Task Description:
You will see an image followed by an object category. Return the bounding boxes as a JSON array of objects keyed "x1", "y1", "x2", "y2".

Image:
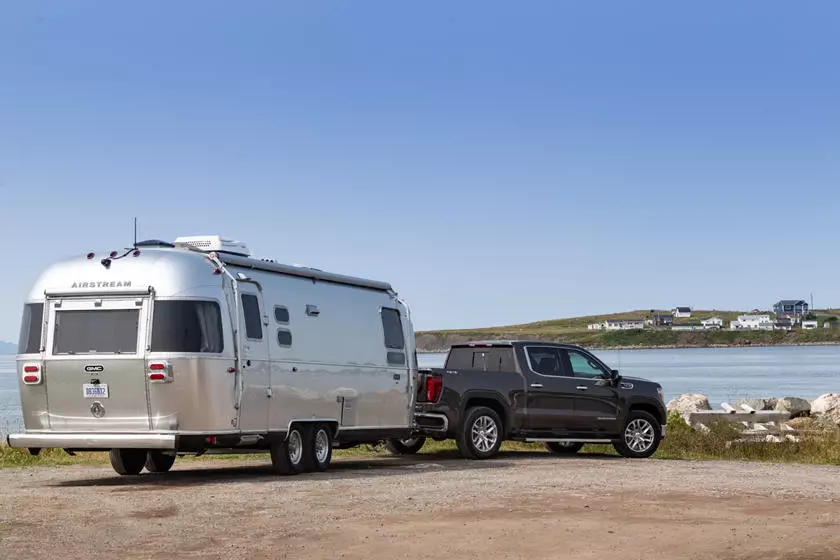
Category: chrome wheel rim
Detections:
[
  {"x1": 314, "y1": 428, "x2": 330, "y2": 464},
  {"x1": 288, "y1": 430, "x2": 303, "y2": 464},
  {"x1": 400, "y1": 438, "x2": 418, "y2": 446},
  {"x1": 471, "y1": 415, "x2": 498, "y2": 453},
  {"x1": 624, "y1": 418, "x2": 655, "y2": 453}
]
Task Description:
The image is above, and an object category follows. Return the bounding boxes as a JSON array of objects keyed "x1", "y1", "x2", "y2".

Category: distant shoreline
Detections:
[{"x1": 416, "y1": 340, "x2": 840, "y2": 353}]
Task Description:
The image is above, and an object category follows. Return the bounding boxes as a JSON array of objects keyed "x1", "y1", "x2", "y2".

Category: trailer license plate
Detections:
[{"x1": 83, "y1": 384, "x2": 109, "y2": 399}]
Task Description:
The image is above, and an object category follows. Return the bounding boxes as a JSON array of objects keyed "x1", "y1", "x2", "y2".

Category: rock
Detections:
[
  {"x1": 733, "y1": 398, "x2": 777, "y2": 411},
  {"x1": 785, "y1": 416, "x2": 816, "y2": 431},
  {"x1": 810, "y1": 394, "x2": 840, "y2": 427},
  {"x1": 774, "y1": 397, "x2": 811, "y2": 418},
  {"x1": 667, "y1": 393, "x2": 711, "y2": 421}
]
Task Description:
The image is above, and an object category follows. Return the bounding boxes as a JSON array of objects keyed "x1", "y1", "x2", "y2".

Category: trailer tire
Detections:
[
  {"x1": 144, "y1": 451, "x2": 176, "y2": 473},
  {"x1": 385, "y1": 437, "x2": 426, "y2": 455},
  {"x1": 302, "y1": 423, "x2": 333, "y2": 472},
  {"x1": 109, "y1": 449, "x2": 146, "y2": 475},
  {"x1": 456, "y1": 406, "x2": 503, "y2": 460},
  {"x1": 271, "y1": 426, "x2": 307, "y2": 475}
]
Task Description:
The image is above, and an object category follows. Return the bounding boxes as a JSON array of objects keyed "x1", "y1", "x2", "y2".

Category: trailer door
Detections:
[
  {"x1": 236, "y1": 284, "x2": 271, "y2": 432},
  {"x1": 43, "y1": 295, "x2": 151, "y2": 432}
]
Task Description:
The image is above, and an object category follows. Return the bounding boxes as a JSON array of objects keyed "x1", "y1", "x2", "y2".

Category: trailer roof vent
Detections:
[{"x1": 173, "y1": 235, "x2": 252, "y2": 257}]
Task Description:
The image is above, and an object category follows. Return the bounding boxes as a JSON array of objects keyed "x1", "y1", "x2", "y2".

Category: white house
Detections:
[
  {"x1": 604, "y1": 319, "x2": 645, "y2": 331},
  {"x1": 802, "y1": 320, "x2": 818, "y2": 330},
  {"x1": 731, "y1": 314, "x2": 773, "y2": 330},
  {"x1": 672, "y1": 307, "x2": 692, "y2": 318},
  {"x1": 587, "y1": 323, "x2": 603, "y2": 330},
  {"x1": 701, "y1": 317, "x2": 723, "y2": 329}
]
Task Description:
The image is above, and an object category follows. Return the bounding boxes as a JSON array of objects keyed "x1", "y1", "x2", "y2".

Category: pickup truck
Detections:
[{"x1": 388, "y1": 340, "x2": 667, "y2": 460}]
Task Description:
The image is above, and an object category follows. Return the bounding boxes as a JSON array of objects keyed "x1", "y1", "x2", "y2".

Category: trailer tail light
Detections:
[
  {"x1": 425, "y1": 376, "x2": 442, "y2": 403},
  {"x1": 22, "y1": 363, "x2": 42, "y2": 385},
  {"x1": 147, "y1": 361, "x2": 172, "y2": 383}
]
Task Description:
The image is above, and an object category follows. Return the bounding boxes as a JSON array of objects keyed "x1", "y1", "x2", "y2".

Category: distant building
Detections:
[
  {"x1": 604, "y1": 319, "x2": 645, "y2": 331},
  {"x1": 672, "y1": 307, "x2": 692, "y2": 318},
  {"x1": 652, "y1": 313, "x2": 674, "y2": 327},
  {"x1": 774, "y1": 318, "x2": 793, "y2": 331},
  {"x1": 731, "y1": 314, "x2": 773, "y2": 330},
  {"x1": 587, "y1": 323, "x2": 603, "y2": 330},
  {"x1": 700, "y1": 317, "x2": 723, "y2": 329},
  {"x1": 802, "y1": 320, "x2": 818, "y2": 330},
  {"x1": 672, "y1": 324, "x2": 704, "y2": 332},
  {"x1": 824, "y1": 320, "x2": 839, "y2": 329},
  {"x1": 773, "y1": 300, "x2": 809, "y2": 318}
]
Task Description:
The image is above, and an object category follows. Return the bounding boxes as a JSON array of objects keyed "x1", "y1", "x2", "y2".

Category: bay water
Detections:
[{"x1": 2, "y1": 345, "x2": 840, "y2": 437}]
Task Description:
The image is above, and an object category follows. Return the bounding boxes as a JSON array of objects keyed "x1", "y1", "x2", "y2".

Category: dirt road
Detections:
[{"x1": 1, "y1": 452, "x2": 839, "y2": 559}]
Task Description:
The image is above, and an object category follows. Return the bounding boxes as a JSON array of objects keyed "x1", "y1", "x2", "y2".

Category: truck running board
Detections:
[{"x1": 522, "y1": 438, "x2": 612, "y2": 443}]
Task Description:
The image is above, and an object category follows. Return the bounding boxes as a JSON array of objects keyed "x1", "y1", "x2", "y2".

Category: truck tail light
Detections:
[
  {"x1": 425, "y1": 376, "x2": 442, "y2": 403},
  {"x1": 22, "y1": 363, "x2": 42, "y2": 385},
  {"x1": 147, "y1": 361, "x2": 172, "y2": 383}
]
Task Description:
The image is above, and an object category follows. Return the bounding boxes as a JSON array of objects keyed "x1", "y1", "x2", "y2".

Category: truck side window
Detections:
[
  {"x1": 241, "y1": 294, "x2": 263, "y2": 340},
  {"x1": 526, "y1": 347, "x2": 563, "y2": 376},
  {"x1": 565, "y1": 350, "x2": 607, "y2": 379}
]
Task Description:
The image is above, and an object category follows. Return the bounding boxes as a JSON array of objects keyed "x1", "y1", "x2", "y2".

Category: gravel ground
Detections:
[{"x1": 1, "y1": 452, "x2": 840, "y2": 559}]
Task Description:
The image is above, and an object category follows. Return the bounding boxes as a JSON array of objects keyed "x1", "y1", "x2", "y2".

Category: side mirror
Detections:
[{"x1": 610, "y1": 369, "x2": 620, "y2": 378}]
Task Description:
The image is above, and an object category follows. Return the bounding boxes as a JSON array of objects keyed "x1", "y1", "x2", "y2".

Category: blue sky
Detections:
[{"x1": 1, "y1": 1, "x2": 839, "y2": 341}]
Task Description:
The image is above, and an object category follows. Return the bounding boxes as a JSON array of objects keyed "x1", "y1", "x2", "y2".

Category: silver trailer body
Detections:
[{"x1": 8, "y1": 237, "x2": 417, "y2": 461}]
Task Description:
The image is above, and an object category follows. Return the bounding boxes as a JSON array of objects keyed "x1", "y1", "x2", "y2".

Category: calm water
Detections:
[{"x1": 3, "y1": 346, "x2": 840, "y2": 437}]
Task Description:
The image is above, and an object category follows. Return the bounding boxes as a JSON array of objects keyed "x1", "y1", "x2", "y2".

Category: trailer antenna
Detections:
[{"x1": 133, "y1": 217, "x2": 138, "y2": 247}]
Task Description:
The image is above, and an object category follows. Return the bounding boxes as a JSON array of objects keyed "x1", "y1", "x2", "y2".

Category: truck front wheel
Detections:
[
  {"x1": 456, "y1": 406, "x2": 503, "y2": 460},
  {"x1": 612, "y1": 411, "x2": 661, "y2": 458}
]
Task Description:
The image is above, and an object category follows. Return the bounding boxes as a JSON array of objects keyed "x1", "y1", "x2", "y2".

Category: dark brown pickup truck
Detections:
[{"x1": 388, "y1": 340, "x2": 667, "y2": 460}]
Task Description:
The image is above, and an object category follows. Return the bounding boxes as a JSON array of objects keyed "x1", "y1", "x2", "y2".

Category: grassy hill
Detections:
[{"x1": 415, "y1": 309, "x2": 840, "y2": 352}]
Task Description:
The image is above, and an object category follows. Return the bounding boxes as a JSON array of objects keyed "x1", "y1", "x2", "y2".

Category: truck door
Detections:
[
  {"x1": 236, "y1": 283, "x2": 271, "y2": 432},
  {"x1": 43, "y1": 294, "x2": 151, "y2": 432},
  {"x1": 522, "y1": 345, "x2": 580, "y2": 435},
  {"x1": 559, "y1": 348, "x2": 622, "y2": 435}
]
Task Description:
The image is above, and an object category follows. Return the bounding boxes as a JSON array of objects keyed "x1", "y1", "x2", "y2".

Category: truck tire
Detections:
[
  {"x1": 612, "y1": 410, "x2": 661, "y2": 459},
  {"x1": 144, "y1": 451, "x2": 176, "y2": 473},
  {"x1": 385, "y1": 437, "x2": 426, "y2": 455},
  {"x1": 109, "y1": 449, "x2": 146, "y2": 475},
  {"x1": 545, "y1": 442, "x2": 584, "y2": 455},
  {"x1": 456, "y1": 406, "x2": 503, "y2": 460},
  {"x1": 302, "y1": 423, "x2": 333, "y2": 472}
]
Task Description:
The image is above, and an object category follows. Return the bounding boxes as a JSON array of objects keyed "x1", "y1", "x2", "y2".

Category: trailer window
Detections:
[
  {"x1": 53, "y1": 310, "x2": 139, "y2": 355},
  {"x1": 274, "y1": 306, "x2": 290, "y2": 324},
  {"x1": 276, "y1": 328, "x2": 292, "y2": 347},
  {"x1": 381, "y1": 308, "x2": 404, "y2": 349},
  {"x1": 241, "y1": 294, "x2": 263, "y2": 340},
  {"x1": 151, "y1": 301, "x2": 224, "y2": 353},
  {"x1": 387, "y1": 351, "x2": 406, "y2": 365},
  {"x1": 18, "y1": 303, "x2": 44, "y2": 354}
]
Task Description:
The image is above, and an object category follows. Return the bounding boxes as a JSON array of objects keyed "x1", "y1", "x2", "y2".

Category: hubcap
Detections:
[
  {"x1": 624, "y1": 418, "x2": 655, "y2": 453},
  {"x1": 288, "y1": 430, "x2": 303, "y2": 464},
  {"x1": 471, "y1": 416, "x2": 499, "y2": 453},
  {"x1": 400, "y1": 438, "x2": 418, "y2": 446},
  {"x1": 314, "y1": 428, "x2": 330, "y2": 464}
]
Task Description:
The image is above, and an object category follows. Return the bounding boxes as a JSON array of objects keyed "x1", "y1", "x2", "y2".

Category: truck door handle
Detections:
[
  {"x1": 530, "y1": 383, "x2": 543, "y2": 388},
  {"x1": 576, "y1": 386, "x2": 588, "y2": 391}
]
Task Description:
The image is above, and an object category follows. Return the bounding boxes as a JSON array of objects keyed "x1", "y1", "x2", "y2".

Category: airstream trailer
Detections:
[{"x1": 7, "y1": 235, "x2": 419, "y2": 475}]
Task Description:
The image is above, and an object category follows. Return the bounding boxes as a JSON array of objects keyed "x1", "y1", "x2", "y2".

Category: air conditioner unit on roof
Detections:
[{"x1": 173, "y1": 235, "x2": 252, "y2": 257}]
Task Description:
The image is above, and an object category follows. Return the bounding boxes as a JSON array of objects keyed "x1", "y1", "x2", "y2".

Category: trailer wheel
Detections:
[
  {"x1": 270, "y1": 426, "x2": 307, "y2": 475},
  {"x1": 109, "y1": 449, "x2": 146, "y2": 475},
  {"x1": 385, "y1": 437, "x2": 427, "y2": 455},
  {"x1": 302, "y1": 424, "x2": 333, "y2": 472},
  {"x1": 144, "y1": 451, "x2": 176, "y2": 473}
]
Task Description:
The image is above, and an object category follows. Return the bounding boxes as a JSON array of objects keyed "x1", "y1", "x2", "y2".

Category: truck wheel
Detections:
[
  {"x1": 109, "y1": 449, "x2": 146, "y2": 475},
  {"x1": 456, "y1": 406, "x2": 502, "y2": 460},
  {"x1": 302, "y1": 423, "x2": 333, "y2": 472},
  {"x1": 545, "y1": 442, "x2": 584, "y2": 455},
  {"x1": 144, "y1": 451, "x2": 176, "y2": 473},
  {"x1": 385, "y1": 437, "x2": 427, "y2": 455},
  {"x1": 612, "y1": 411, "x2": 661, "y2": 459}
]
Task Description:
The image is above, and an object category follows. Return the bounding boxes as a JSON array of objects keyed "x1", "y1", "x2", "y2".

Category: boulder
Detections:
[
  {"x1": 810, "y1": 394, "x2": 840, "y2": 427},
  {"x1": 733, "y1": 398, "x2": 777, "y2": 411},
  {"x1": 785, "y1": 416, "x2": 817, "y2": 431},
  {"x1": 667, "y1": 394, "x2": 711, "y2": 422},
  {"x1": 774, "y1": 397, "x2": 811, "y2": 418}
]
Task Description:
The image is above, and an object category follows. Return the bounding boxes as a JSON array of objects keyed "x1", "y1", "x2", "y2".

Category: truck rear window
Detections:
[
  {"x1": 445, "y1": 347, "x2": 515, "y2": 371},
  {"x1": 53, "y1": 310, "x2": 140, "y2": 355},
  {"x1": 151, "y1": 300, "x2": 224, "y2": 353}
]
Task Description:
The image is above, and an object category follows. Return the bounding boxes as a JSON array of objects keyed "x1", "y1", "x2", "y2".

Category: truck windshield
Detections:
[{"x1": 52, "y1": 309, "x2": 140, "y2": 355}]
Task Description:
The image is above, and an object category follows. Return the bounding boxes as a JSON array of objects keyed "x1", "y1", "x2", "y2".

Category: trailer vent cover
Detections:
[{"x1": 173, "y1": 235, "x2": 252, "y2": 257}]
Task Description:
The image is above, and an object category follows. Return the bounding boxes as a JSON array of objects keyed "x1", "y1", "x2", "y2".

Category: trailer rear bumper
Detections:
[{"x1": 5, "y1": 432, "x2": 177, "y2": 450}]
